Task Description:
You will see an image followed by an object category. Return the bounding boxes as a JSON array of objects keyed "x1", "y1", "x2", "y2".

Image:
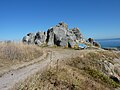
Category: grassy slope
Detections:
[
  {"x1": 14, "y1": 50, "x2": 120, "y2": 90},
  {"x1": 0, "y1": 42, "x2": 43, "y2": 75}
]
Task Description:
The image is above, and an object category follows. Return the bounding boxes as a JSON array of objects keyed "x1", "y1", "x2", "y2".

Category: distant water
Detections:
[{"x1": 96, "y1": 38, "x2": 120, "y2": 49}]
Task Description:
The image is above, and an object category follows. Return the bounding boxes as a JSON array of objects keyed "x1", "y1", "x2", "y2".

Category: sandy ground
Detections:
[{"x1": 0, "y1": 48, "x2": 85, "y2": 90}]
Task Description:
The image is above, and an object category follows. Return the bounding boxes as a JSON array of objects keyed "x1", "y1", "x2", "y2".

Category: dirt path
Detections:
[{"x1": 0, "y1": 49, "x2": 83, "y2": 90}]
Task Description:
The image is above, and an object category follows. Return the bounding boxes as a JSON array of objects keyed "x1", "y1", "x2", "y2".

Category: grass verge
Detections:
[
  {"x1": 13, "y1": 50, "x2": 120, "y2": 90},
  {"x1": 0, "y1": 42, "x2": 43, "y2": 75}
]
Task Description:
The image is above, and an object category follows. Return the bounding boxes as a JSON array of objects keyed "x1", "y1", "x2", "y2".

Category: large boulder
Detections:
[
  {"x1": 35, "y1": 32, "x2": 47, "y2": 46},
  {"x1": 57, "y1": 22, "x2": 68, "y2": 30},
  {"x1": 46, "y1": 29, "x2": 55, "y2": 46},
  {"x1": 47, "y1": 22, "x2": 70, "y2": 47},
  {"x1": 54, "y1": 27, "x2": 67, "y2": 38},
  {"x1": 100, "y1": 60, "x2": 120, "y2": 83},
  {"x1": 70, "y1": 28, "x2": 83, "y2": 41},
  {"x1": 22, "y1": 22, "x2": 88, "y2": 48},
  {"x1": 88, "y1": 38, "x2": 101, "y2": 48},
  {"x1": 59, "y1": 37, "x2": 68, "y2": 47},
  {"x1": 27, "y1": 33, "x2": 35, "y2": 44},
  {"x1": 88, "y1": 38, "x2": 94, "y2": 44},
  {"x1": 67, "y1": 30, "x2": 76, "y2": 41},
  {"x1": 93, "y1": 42, "x2": 101, "y2": 48},
  {"x1": 22, "y1": 33, "x2": 35, "y2": 44},
  {"x1": 22, "y1": 36, "x2": 30, "y2": 44}
]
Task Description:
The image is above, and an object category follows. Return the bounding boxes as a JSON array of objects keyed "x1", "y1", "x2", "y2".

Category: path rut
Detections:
[{"x1": 0, "y1": 49, "x2": 80, "y2": 90}]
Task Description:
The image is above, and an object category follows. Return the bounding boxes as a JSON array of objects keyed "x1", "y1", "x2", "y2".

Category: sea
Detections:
[{"x1": 96, "y1": 38, "x2": 120, "y2": 50}]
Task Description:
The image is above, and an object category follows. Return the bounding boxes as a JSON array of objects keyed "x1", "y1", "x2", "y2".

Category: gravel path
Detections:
[{"x1": 0, "y1": 49, "x2": 81, "y2": 90}]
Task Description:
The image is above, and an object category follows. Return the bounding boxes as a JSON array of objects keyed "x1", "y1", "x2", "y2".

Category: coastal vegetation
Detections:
[
  {"x1": 0, "y1": 42, "x2": 43, "y2": 75},
  {"x1": 14, "y1": 50, "x2": 120, "y2": 90}
]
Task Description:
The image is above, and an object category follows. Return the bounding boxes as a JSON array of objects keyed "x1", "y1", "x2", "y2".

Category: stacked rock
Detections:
[{"x1": 22, "y1": 22, "x2": 100, "y2": 48}]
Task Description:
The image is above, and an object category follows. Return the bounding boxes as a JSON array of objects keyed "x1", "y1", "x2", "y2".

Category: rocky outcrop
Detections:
[
  {"x1": 88, "y1": 38, "x2": 101, "y2": 48},
  {"x1": 22, "y1": 22, "x2": 101, "y2": 48},
  {"x1": 34, "y1": 32, "x2": 47, "y2": 46},
  {"x1": 22, "y1": 33, "x2": 35, "y2": 44},
  {"x1": 100, "y1": 59, "x2": 120, "y2": 83},
  {"x1": 46, "y1": 29, "x2": 55, "y2": 46},
  {"x1": 22, "y1": 22, "x2": 86, "y2": 48}
]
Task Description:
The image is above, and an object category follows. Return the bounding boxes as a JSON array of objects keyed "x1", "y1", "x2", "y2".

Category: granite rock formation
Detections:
[
  {"x1": 22, "y1": 22, "x2": 99, "y2": 48},
  {"x1": 88, "y1": 38, "x2": 101, "y2": 48},
  {"x1": 99, "y1": 59, "x2": 120, "y2": 83},
  {"x1": 34, "y1": 32, "x2": 47, "y2": 46},
  {"x1": 23, "y1": 33, "x2": 35, "y2": 44}
]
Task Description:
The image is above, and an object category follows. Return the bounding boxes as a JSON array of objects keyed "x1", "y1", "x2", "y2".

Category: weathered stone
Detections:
[
  {"x1": 93, "y1": 42, "x2": 101, "y2": 48},
  {"x1": 88, "y1": 38, "x2": 94, "y2": 44},
  {"x1": 22, "y1": 33, "x2": 35, "y2": 44},
  {"x1": 60, "y1": 38, "x2": 68, "y2": 47},
  {"x1": 58, "y1": 22, "x2": 68, "y2": 30},
  {"x1": 53, "y1": 27, "x2": 67, "y2": 46},
  {"x1": 47, "y1": 29, "x2": 55, "y2": 46},
  {"x1": 35, "y1": 32, "x2": 47, "y2": 46},
  {"x1": 22, "y1": 22, "x2": 94, "y2": 48},
  {"x1": 71, "y1": 28, "x2": 83, "y2": 41},
  {"x1": 110, "y1": 76, "x2": 120, "y2": 83},
  {"x1": 54, "y1": 27, "x2": 67, "y2": 39},
  {"x1": 100, "y1": 60, "x2": 120, "y2": 82},
  {"x1": 27, "y1": 33, "x2": 35, "y2": 44},
  {"x1": 22, "y1": 36, "x2": 30, "y2": 44},
  {"x1": 88, "y1": 38, "x2": 101, "y2": 48},
  {"x1": 68, "y1": 40, "x2": 76, "y2": 48},
  {"x1": 67, "y1": 30, "x2": 76, "y2": 41}
]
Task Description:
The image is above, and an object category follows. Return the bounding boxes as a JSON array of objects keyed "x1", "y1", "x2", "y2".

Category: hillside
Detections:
[
  {"x1": 13, "y1": 48, "x2": 120, "y2": 90},
  {"x1": 0, "y1": 23, "x2": 119, "y2": 90}
]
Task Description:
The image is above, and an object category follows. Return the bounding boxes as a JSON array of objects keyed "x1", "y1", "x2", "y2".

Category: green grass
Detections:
[{"x1": 83, "y1": 67, "x2": 120, "y2": 88}]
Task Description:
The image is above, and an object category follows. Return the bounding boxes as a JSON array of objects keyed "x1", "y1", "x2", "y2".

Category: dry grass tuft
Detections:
[
  {"x1": 13, "y1": 50, "x2": 120, "y2": 90},
  {"x1": 14, "y1": 66, "x2": 112, "y2": 90},
  {"x1": 0, "y1": 42, "x2": 43, "y2": 75},
  {"x1": 0, "y1": 42, "x2": 43, "y2": 61}
]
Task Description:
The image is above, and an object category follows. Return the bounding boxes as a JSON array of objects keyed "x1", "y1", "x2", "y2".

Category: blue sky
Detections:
[{"x1": 0, "y1": 0, "x2": 120, "y2": 40}]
